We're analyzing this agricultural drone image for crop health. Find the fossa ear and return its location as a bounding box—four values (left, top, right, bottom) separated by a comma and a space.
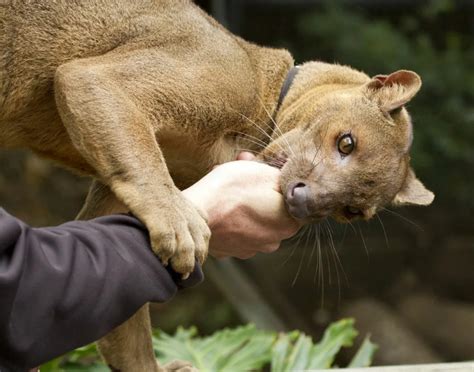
366, 70, 422, 114
392, 167, 434, 206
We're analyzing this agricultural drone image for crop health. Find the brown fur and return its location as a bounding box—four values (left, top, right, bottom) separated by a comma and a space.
0, 1, 433, 370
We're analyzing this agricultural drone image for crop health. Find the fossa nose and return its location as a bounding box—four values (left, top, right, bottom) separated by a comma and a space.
285, 181, 311, 219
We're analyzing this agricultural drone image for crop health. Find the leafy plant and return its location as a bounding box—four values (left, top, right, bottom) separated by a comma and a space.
40, 344, 108, 372
154, 319, 376, 371
153, 324, 275, 371
42, 319, 376, 371
270, 319, 376, 370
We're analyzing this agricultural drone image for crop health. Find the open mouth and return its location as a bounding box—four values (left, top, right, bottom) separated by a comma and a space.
342, 206, 364, 220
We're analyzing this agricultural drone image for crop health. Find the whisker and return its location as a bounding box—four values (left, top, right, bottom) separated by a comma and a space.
314, 225, 324, 308
324, 223, 336, 284
356, 223, 369, 260
329, 240, 342, 305
306, 224, 317, 269
339, 224, 348, 248
311, 224, 323, 306
313, 225, 321, 283
232, 109, 287, 154
346, 219, 358, 235
323, 225, 332, 286
280, 224, 307, 268
256, 95, 296, 158
230, 130, 269, 148
234, 135, 268, 151
381, 207, 423, 231
324, 223, 337, 299
310, 118, 329, 170
325, 220, 348, 288
376, 213, 390, 250
291, 224, 311, 287
254, 95, 286, 136
322, 234, 330, 307
255, 101, 284, 140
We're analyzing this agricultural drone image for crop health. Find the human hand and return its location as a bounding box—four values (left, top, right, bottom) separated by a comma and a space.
182, 153, 302, 259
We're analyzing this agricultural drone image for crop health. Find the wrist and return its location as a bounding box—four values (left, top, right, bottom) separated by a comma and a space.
182, 176, 224, 227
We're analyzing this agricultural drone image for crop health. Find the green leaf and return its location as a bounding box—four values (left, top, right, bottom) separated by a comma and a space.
271, 331, 299, 372
222, 333, 275, 371
270, 319, 360, 371
39, 358, 64, 372
283, 333, 313, 370
153, 324, 275, 372
62, 364, 109, 372
348, 336, 378, 368
67, 344, 100, 362
306, 318, 358, 369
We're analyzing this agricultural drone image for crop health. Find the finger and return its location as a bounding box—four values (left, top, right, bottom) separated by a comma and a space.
260, 242, 281, 253
236, 251, 256, 260
250, 190, 289, 221
237, 151, 256, 161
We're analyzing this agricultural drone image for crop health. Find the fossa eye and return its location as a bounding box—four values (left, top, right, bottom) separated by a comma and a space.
337, 133, 355, 155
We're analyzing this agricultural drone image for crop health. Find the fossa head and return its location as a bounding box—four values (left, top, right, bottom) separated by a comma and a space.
261, 62, 434, 223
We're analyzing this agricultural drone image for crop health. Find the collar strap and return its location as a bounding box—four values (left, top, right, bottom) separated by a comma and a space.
276, 66, 300, 112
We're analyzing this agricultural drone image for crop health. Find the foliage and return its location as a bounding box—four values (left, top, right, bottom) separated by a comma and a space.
153, 324, 275, 371
270, 319, 376, 370
41, 319, 376, 371
296, 1, 474, 215
347, 336, 378, 368
40, 343, 108, 372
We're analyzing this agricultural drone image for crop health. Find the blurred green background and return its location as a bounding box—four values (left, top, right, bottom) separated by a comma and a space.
1, 0, 473, 366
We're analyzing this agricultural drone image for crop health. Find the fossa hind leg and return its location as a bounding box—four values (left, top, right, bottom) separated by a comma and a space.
78, 181, 197, 372
98, 304, 195, 372
77, 181, 159, 371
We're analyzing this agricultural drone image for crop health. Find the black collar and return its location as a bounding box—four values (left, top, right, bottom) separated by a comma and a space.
276, 66, 300, 112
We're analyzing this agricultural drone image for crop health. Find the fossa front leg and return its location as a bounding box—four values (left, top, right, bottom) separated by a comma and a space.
55, 51, 210, 278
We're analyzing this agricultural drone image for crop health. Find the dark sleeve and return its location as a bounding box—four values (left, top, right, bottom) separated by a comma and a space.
0, 208, 203, 371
